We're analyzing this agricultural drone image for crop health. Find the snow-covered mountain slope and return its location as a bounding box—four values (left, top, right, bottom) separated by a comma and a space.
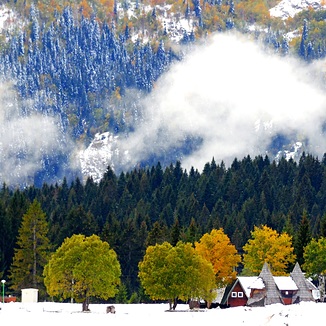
270, 0, 326, 19
117, 2, 195, 44
79, 31, 326, 183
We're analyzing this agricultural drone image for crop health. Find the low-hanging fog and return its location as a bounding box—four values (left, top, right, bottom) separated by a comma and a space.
119, 32, 326, 172
0, 82, 73, 186
2, 32, 326, 186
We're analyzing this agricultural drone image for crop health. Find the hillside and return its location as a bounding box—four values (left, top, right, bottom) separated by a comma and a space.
0, 0, 326, 186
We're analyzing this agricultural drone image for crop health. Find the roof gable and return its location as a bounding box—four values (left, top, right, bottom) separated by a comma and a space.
246, 262, 284, 306
290, 262, 315, 302
237, 276, 260, 298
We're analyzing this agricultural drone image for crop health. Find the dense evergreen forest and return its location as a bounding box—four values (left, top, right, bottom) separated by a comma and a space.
1, 153, 326, 298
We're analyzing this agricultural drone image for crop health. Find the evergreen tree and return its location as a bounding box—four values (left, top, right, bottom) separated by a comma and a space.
0, 200, 10, 277
145, 221, 169, 246
320, 213, 326, 237
186, 217, 200, 244
294, 210, 312, 268
9, 200, 50, 298
115, 283, 128, 303
281, 38, 289, 56
229, 0, 235, 15
299, 19, 308, 59
170, 216, 181, 246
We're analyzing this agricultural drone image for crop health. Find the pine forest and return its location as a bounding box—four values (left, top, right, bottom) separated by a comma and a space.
1, 153, 326, 299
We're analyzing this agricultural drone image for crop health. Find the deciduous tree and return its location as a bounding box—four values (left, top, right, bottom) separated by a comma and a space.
303, 237, 326, 300
43, 234, 121, 311
138, 241, 216, 310
195, 228, 241, 287
242, 225, 295, 275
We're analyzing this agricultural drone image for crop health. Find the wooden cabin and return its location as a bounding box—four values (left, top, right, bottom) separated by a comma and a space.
221, 262, 318, 307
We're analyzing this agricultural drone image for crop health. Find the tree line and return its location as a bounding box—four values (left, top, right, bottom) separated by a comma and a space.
6, 200, 322, 310
1, 152, 326, 299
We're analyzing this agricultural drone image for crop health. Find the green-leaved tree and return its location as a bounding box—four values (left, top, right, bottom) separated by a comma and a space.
303, 237, 326, 300
9, 199, 50, 298
138, 241, 216, 310
43, 234, 121, 311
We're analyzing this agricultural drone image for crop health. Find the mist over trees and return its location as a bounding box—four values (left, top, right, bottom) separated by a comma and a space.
1, 1, 326, 186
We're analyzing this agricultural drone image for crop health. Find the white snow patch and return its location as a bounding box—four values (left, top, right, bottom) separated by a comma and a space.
275, 141, 303, 161
0, 6, 16, 32
79, 132, 119, 183
270, 0, 326, 19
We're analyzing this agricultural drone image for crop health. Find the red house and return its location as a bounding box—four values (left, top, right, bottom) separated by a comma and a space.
221, 262, 318, 307
222, 276, 258, 307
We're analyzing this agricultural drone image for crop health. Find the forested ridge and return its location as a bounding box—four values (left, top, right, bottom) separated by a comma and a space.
1, 153, 326, 299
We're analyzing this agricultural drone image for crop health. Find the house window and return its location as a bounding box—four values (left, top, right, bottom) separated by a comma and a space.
238, 292, 244, 298
231, 292, 237, 298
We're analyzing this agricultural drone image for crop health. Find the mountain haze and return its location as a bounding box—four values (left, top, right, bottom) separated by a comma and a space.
0, 0, 326, 185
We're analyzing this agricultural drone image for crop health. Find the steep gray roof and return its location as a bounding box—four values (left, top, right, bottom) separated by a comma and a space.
290, 262, 315, 303
247, 262, 284, 307
259, 262, 284, 305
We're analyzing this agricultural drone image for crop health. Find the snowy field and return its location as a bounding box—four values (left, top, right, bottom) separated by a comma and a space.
0, 301, 325, 326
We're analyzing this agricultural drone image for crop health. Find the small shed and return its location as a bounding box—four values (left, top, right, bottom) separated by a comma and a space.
21, 288, 38, 303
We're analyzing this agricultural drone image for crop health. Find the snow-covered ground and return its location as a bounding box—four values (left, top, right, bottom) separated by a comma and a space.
0, 301, 325, 326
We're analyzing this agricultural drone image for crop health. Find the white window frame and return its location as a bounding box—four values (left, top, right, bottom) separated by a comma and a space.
238, 292, 244, 298
231, 292, 237, 298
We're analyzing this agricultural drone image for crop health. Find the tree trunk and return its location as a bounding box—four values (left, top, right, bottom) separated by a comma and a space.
33, 224, 37, 288
82, 297, 90, 312
319, 275, 325, 302
172, 297, 178, 310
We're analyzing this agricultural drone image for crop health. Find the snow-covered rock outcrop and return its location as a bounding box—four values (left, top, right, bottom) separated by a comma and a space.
79, 132, 131, 183
270, 0, 326, 19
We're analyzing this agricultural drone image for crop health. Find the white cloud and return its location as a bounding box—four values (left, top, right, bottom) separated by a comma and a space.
119, 32, 326, 172
0, 82, 72, 185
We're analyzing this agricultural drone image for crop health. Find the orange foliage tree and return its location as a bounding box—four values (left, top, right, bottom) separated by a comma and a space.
195, 228, 241, 287
79, 0, 93, 18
